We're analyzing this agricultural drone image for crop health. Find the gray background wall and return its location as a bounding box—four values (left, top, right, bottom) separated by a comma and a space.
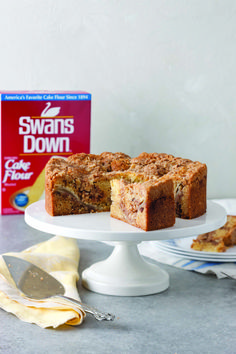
0, 1, 235, 198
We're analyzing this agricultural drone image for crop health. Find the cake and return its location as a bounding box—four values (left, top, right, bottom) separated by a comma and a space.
191, 215, 236, 252
45, 152, 131, 216
110, 173, 175, 231
45, 152, 207, 231
126, 153, 207, 219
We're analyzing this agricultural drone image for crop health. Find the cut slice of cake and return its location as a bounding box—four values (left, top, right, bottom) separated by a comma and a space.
110, 173, 175, 231
191, 215, 236, 252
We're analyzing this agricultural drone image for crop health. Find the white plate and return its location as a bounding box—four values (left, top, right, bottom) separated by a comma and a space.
153, 243, 236, 262
154, 236, 236, 257
154, 243, 236, 260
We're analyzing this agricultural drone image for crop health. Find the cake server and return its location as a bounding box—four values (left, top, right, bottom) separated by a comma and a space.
2, 255, 115, 322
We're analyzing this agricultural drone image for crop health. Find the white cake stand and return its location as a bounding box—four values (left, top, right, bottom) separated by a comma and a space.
25, 200, 226, 297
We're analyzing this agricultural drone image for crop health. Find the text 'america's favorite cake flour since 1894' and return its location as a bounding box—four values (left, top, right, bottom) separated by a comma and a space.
0, 91, 91, 214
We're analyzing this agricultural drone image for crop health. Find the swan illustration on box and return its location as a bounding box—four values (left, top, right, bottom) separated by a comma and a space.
41, 102, 61, 117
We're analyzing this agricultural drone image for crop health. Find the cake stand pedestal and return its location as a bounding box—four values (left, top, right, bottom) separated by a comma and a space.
25, 200, 226, 296
82, 241, 170, 296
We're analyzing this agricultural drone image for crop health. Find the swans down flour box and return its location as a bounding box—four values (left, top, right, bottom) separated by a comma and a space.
0, 91, 91, 214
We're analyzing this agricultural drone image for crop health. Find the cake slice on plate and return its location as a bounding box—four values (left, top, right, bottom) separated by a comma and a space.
191, 215, 236, 252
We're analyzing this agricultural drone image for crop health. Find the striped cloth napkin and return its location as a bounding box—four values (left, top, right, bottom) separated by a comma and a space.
139, 199, 236, 279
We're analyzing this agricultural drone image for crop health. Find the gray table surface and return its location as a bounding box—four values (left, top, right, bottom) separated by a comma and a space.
0, 214, 235, 354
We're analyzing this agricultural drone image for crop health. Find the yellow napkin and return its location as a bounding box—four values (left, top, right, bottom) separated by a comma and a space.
0, 236, 85, 328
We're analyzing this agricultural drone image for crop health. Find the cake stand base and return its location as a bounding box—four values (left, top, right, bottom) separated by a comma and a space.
82, 241, 169, 296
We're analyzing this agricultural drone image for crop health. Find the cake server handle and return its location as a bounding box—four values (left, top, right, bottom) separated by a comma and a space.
55, 295, 115, 321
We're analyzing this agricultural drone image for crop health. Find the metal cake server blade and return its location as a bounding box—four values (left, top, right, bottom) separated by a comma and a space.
2, 255, 115, 321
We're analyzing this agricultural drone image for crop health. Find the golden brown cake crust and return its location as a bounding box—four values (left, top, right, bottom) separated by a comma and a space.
45, 152, 131, 216
191, 215, 236, 252
128, 152, 207, 219
45, 151, 207, 231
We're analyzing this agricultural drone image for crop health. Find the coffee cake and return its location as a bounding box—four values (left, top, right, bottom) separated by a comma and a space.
45, 152, 207, 231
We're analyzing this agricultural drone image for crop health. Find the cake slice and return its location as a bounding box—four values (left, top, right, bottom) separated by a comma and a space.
191, 215, 236, 252
110, 173, 175, 231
